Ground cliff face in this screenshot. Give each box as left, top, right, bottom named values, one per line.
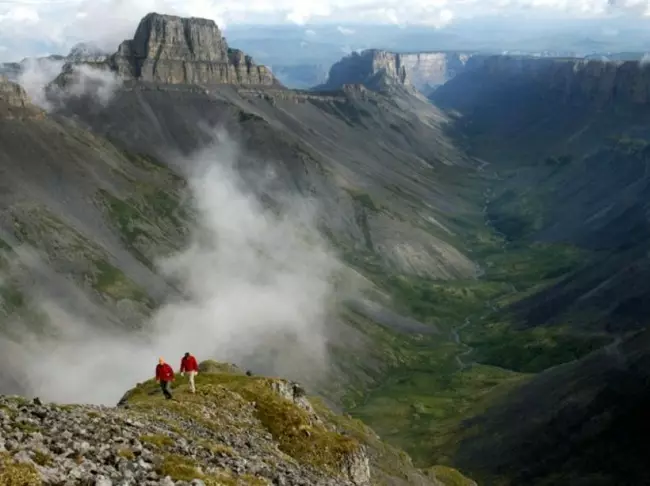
left=116, top=13, right=278, bottom=86
left=321, top=49, right=478, bottom=94
left=399, top=52, right=476, bottom=94
left=57, top=13, right=280, bottom=87
left=0, top=77, right=29, bottom=107
left=0, top=76, right=43, bottom=119
left=434, top=55, right=650, bottom=108
left=320, top=49, right=411, bottom=92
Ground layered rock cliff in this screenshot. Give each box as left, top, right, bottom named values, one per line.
left=319, top=49, right=479, bottom=94
left=56, top=13, right=280, bottom=87
left=399, top=52, right=477, bottom=94
left=319, top=49, right=411, bottom=92
left=433, top=55, right=650, bottom=108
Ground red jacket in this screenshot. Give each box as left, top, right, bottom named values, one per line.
left=180, top=355, right=199, bottom=373
left=156, top=363, right=174, bottom=382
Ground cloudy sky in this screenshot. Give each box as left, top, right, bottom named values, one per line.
left=1, top=0, right=650, bottom=61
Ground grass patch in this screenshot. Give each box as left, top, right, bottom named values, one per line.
left=140, top=434, right=174, bottom=448
left=465, top=321, right=612, bottom=373
left=0, top=285, right=25, bottom=313
left=199, top=440, right=235, bottom=456
left=0, top=452, right=41, bottom=486
left=198, top=360, right=244, bottom=375
left=157, top=454, right=202, bottom=481
left=381, top=276, right=509, bottom=327
left=97, top=185, right=190, bottom=268
left=349, top=363, right=528, bottom=466
left=32, top=451, right=52, bottom=467
left=117, top=448, right=135, bottom=460
left=99, top=190, right=151, bottom=250
left=92, top=259, right=152, bottom=305
left=482, top=242, right=587, bottom=290
left=14, top=422, right=39, bottom=434
left=347, top=189, right=381, bottom=212
left=428, top=465, right=477, bottom=486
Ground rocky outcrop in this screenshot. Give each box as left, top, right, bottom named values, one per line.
left=268, top=379, right=321, bottom=423
left=0, top=362, right=465, bottom=485
left=0, top=76, right=29, bottom=107
left=66, top=43, right=110, bottom=64
left=0, top=76, right=43, bottom=119
left=55, top=13, right=280, bottom=88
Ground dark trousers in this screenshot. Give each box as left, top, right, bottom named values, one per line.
left=160, top=380, right=172, bottom=399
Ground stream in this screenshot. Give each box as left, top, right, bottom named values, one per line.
left=449, top=158, right=511, bottom=371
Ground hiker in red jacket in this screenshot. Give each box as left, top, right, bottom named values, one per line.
left=180, top=352, right=199, bottom=394
left=155, top=357, right=174, bottom=400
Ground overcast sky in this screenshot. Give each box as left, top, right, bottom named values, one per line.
left=1, top=0, right=650, bottom=61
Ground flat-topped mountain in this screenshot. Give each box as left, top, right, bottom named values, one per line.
left=318, top=49, right=480, bottom=94
left=319, top=49, right=411, bottom=92
left=57, top=13, right=280, bottom=87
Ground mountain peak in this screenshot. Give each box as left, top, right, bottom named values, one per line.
left=320, top=49, right=411, bottom=92
left=49, top=12, right=281, bottom=88
left=131, top=12, right=228, bottom=65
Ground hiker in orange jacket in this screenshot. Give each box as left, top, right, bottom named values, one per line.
left=180, top=352, right=199, bottom=394
left=155, top=357, right=175, bottom=400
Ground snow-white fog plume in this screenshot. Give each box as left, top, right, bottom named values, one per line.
left=49, top=64, right=122, bottom=107
left=0, top=133, right=341, bottom=405
left=16, top=57, right=65, bottom=109
left=17, top=58, right=122, bottom=111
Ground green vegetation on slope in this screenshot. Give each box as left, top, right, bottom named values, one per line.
left=338, top=225, right=595, bottom=469
left=96, top=151, right=192, bottom=269
left=351, top=363, right=529, bottom=466
left=0, top=203, right=154, bottom=325
left=92, top=259, right=155, bottom=306
left=464, top=320, right=612, bottom=373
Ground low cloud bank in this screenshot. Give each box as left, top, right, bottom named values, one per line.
left=0, top=132, right=341, bottom=405
left=16, top=57, right=122, bottom=111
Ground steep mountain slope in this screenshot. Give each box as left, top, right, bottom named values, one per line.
left=429, top=54, right=650, bottom=485
left=431, top=55, right=650, bottom=165
left=454, top=328, right=650, bottom=486
left=432, top=55, right=650, bottom=334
